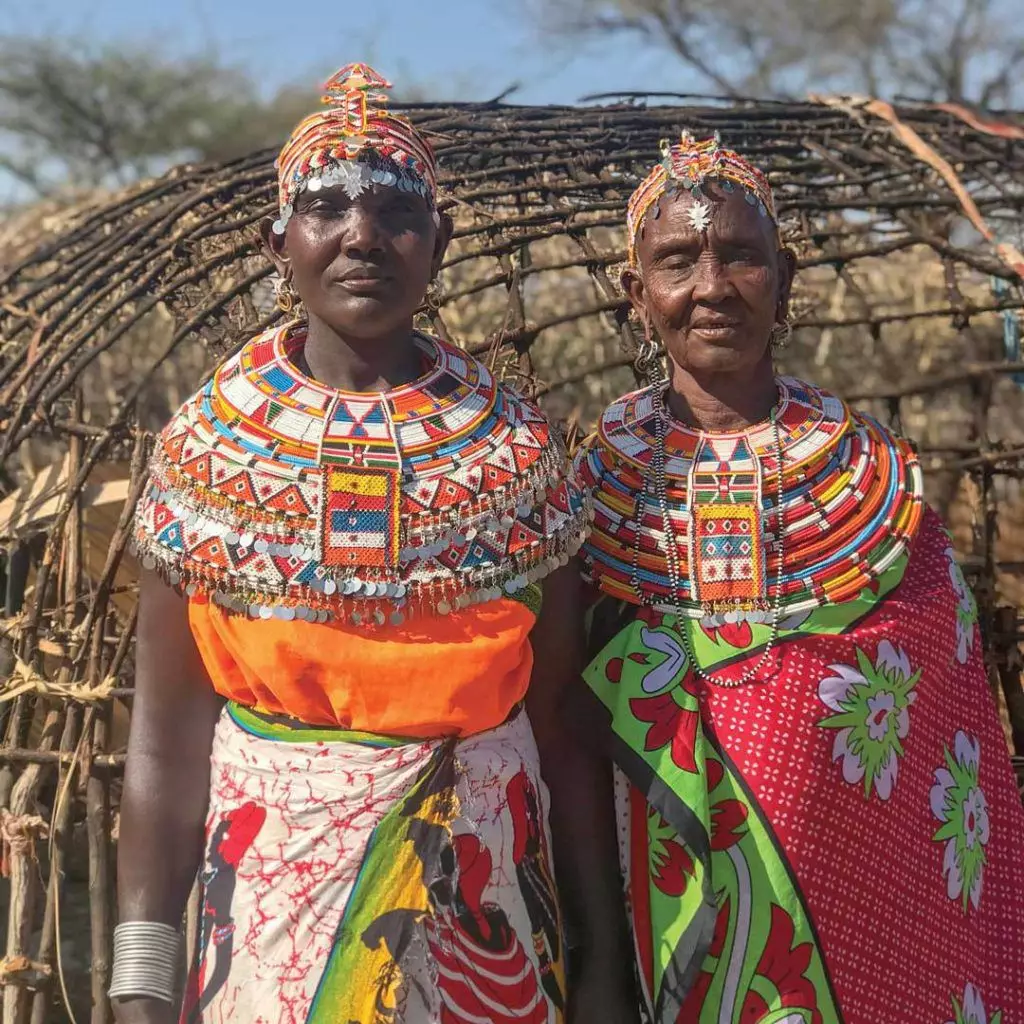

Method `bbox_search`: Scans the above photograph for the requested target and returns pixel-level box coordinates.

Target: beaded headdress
[272,63,438,235]
[626,131,777,264]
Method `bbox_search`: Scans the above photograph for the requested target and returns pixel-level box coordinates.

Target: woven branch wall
[0,97,1022,1022]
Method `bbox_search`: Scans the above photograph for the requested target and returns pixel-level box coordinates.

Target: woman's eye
[661,256,696,271]
[725,249,758,264]
[305,198,338,215]
[386,198,419,216]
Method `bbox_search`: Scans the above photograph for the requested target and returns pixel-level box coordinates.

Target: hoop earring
[633,324,666,388]
[274,276,297,315]
[770,318,792,350]
[424,277,444,312]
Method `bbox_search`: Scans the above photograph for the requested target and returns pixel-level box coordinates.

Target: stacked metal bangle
[108,921,181,1004]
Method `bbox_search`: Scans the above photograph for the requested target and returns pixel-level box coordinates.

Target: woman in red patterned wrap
[574,131,1024,1023]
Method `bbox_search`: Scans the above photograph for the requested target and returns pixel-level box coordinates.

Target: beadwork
[272,63,438,235]
[134,321,592,624]
[646,387,785,688]
[626,131,777,264]
[575,376,924,623]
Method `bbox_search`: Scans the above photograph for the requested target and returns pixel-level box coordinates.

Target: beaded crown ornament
[626,131,777,264]
[272,63,438,235]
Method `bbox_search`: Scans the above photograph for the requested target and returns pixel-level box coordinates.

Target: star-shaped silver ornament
[687,200,712,232]
[334,161,372,200]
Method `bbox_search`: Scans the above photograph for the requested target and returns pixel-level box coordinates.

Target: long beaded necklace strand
[631,383,786,688]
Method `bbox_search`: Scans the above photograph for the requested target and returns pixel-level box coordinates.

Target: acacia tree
[0,38,318,196]
[527,0,1024,104]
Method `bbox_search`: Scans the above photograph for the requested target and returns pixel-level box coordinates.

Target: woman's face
[624,182,794,377]
[266,178,450,341]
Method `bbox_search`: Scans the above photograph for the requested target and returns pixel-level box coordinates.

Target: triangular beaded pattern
[134,322,592,624]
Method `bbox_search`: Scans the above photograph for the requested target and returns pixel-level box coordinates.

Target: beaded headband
[626,131,777,264]
[272,63,439,235]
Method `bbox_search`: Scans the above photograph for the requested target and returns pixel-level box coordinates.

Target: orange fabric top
[187,597,536,737]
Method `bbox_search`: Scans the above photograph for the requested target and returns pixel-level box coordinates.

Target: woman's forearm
[117,748,213,925]
[118,571,223,925]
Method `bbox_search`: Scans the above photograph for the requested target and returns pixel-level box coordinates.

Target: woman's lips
[334,271,389,293]
[690,320,741,336]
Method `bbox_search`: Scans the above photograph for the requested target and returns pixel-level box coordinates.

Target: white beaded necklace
[630,383,786,688]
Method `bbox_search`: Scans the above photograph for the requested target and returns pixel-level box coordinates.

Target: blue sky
[1,0,683,105]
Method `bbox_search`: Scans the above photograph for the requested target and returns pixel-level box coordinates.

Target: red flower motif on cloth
[738,905,822,1023]
[648,809,695,896]
[629,692,699,772]
[700,619,753,649]
[605,651,653,684]
[706,758,749,851]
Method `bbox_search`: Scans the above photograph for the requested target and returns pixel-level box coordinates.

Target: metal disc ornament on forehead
[626,130,777,264]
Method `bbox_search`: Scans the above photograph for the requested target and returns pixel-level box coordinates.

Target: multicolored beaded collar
[133,322,591,625]
[574,377,923,619]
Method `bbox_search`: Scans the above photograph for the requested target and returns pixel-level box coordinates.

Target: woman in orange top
[112,64,636,1024]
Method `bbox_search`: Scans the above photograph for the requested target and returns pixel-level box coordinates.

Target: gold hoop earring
[274,275,297,314]
[424,277,444,312]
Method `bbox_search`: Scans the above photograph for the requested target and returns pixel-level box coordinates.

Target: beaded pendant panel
[134,322,592,624]
[688,435,768,608]
[576,377,923,617]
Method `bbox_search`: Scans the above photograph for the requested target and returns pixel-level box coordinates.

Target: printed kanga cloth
[180,704,565,1023]
[576,376,1024,1024]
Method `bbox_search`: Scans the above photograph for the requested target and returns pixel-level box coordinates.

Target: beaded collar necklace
[576,376,924,632]
[631,385,785,687]
[134,321,592,624]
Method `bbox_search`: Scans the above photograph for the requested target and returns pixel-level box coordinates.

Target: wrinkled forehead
[634,181,779,259]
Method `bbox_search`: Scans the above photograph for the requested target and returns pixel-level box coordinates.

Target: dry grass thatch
[0,95,1022,1022]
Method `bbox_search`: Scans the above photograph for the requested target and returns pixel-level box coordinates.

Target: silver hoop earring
[633,327,666,387]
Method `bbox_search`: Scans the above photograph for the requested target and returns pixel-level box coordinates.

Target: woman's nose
[342,206,384,257]
[690,255,733,304]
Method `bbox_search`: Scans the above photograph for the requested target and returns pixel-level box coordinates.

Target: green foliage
[0,37,318,194]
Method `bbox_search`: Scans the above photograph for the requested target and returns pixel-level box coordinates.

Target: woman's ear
[258,217,290,278]
[620,266,651,334]
[776,246,797,320]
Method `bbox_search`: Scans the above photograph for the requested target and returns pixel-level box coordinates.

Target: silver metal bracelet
[108,921,182,1005]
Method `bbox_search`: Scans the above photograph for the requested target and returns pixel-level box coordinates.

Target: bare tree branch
[521,0,1023,104]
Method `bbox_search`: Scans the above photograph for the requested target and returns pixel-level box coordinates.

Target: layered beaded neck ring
[576,377,925,685]
[632,382,785,688]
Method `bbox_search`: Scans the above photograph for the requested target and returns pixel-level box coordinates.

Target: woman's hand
[111,997,176,1024]
[570,950,641,1024]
